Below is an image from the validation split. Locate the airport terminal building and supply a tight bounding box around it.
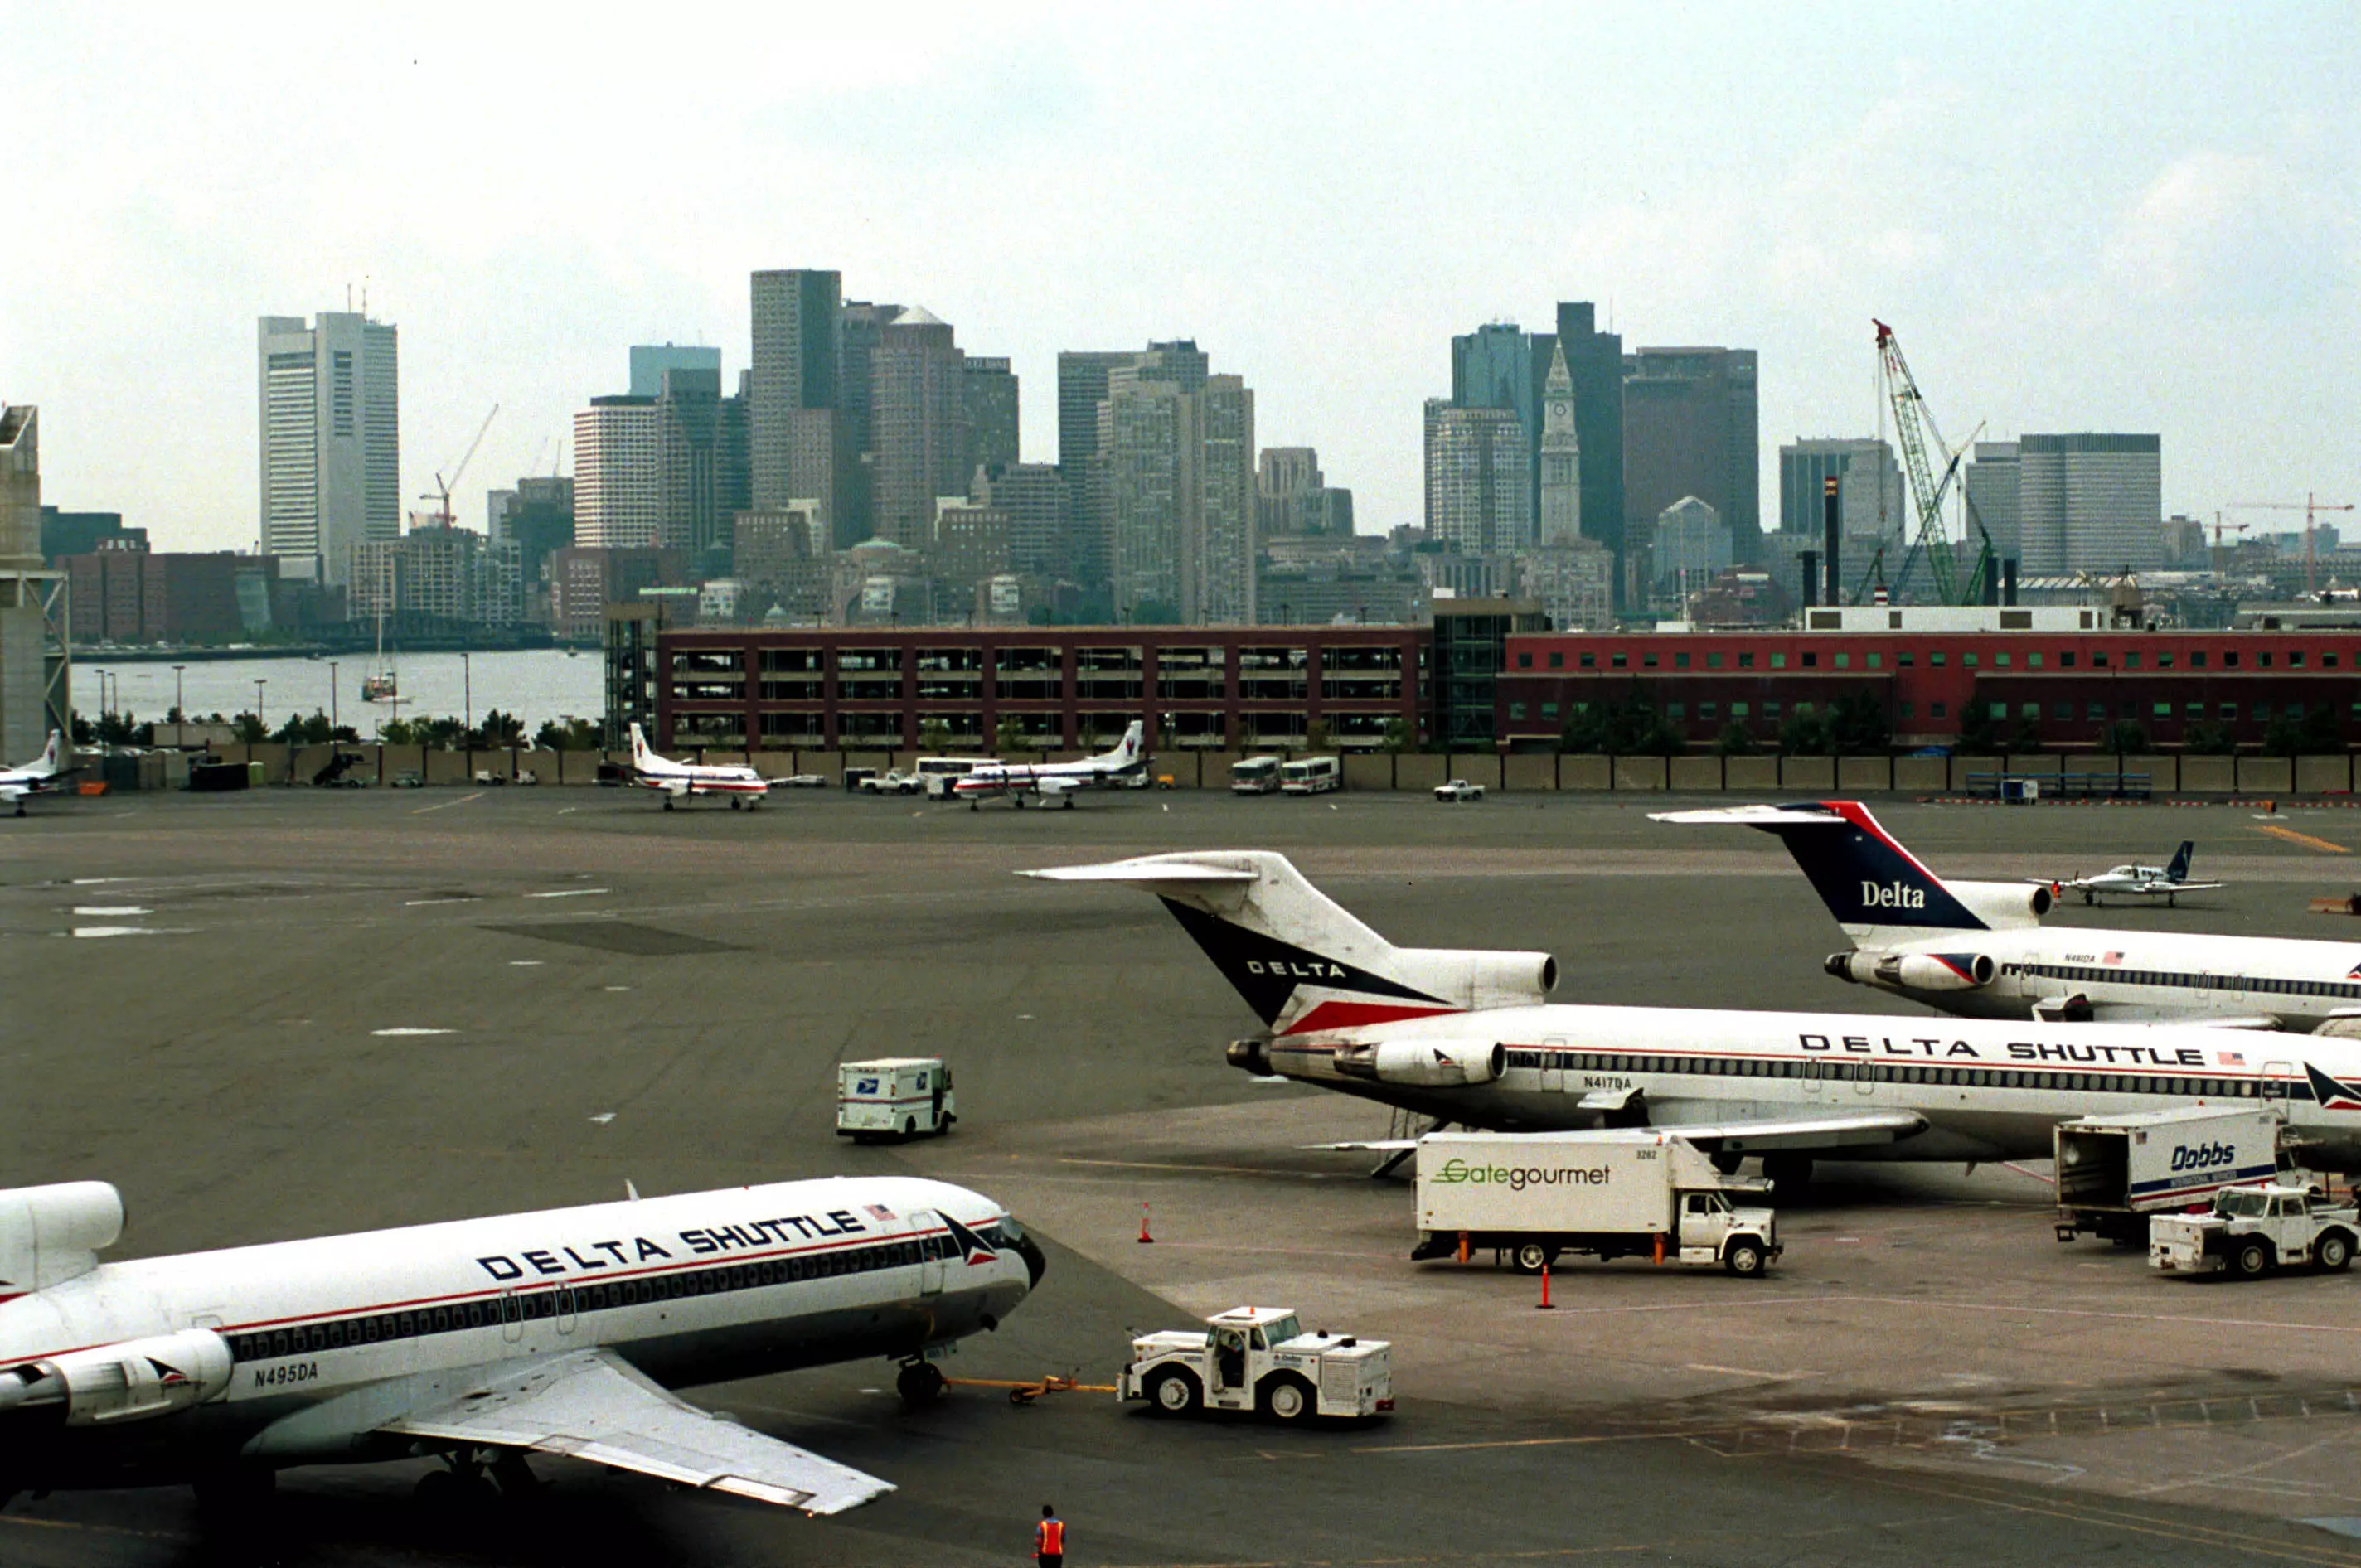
[652,604,2361,754]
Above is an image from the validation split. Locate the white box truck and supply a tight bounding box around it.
[1410,1130,1780,1276]
[835,1057,956,1141]
[2053,1106,2292,1244]
[1229,755,1283,794]
[1278,756,1340,795]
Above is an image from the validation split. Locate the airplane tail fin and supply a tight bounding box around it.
[1652,801,2047,936]
[627,723,651,767]
[38,731,60,774]
[1099,720,1145,770]
[2166,840,2194,883]
[1021,850,1554,1034]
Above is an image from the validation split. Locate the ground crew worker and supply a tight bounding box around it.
[1035,1503,1065,1566]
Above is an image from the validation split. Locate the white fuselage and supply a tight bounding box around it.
[634,755,768,798]
[1847,923,2361,1027]
[0,1176,1033,1490]
[1263,1002,2361,1167]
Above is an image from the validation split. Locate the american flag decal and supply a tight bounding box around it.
[865,1203,896,1222]
[2102,951,2123,965]
[2218,1050,2246,1067]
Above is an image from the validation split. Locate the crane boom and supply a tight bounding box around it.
[1874,321,1991,605]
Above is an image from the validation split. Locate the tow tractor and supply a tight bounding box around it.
[2150,1182,2359,1280]
[1118,1306,1393,1423]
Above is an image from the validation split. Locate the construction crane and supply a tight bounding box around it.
[1873,320,1995,606]
[419,404,500,530]
[2227,494,2354,596]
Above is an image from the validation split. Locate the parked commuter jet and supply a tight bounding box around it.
[1022,849,2361,1186]
[0,1174,1043,1515]
[952,721,1146,809]
[1656,801,2360,1030]
[0,731,73,816]
[627,723,770,810]
[2029,840,2223,906]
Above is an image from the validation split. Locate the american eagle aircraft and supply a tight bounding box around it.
[1021,849,2361,1186]
[2029,840,2223,907]
[0,731,74,817]
[952,721,1146,809]
[0,1174,1043,1515]
[1656,801,2360,1031]
[627,722,771,810]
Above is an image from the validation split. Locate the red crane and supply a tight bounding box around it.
[2228,494,2355,595]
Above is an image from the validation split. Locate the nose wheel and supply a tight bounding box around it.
[897,1359,948,1411]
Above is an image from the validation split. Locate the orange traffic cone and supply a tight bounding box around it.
[1535,1263,1555,1310]
[1137,1203,1154,1244]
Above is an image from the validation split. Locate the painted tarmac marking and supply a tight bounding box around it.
[403,897,478,907]
[509,959,544,966]
[2257,824,2349,854]
[526,888,608,898]
[589,1112,615,1124]
[67,926,186,939]
[410,791,485,815]
[371,1027,454,1037]
[72,906,150,916]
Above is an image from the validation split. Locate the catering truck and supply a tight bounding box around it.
[2150,1183,2359,1279]
[1119,1306,1393,1423]
[1409,1130,1780,1276]
[2053,1106,2292,1244]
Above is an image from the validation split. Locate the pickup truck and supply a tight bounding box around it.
[1433,779,1486,802]
[856,769,925,796]
[2150,1182,2359,1279]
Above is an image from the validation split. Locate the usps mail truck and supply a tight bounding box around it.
[835,1057,957,1141]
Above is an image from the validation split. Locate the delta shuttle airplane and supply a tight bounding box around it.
[1,732,73,817]
[0,1174,1043,1514]
[1023,850,2361,1183]
[1657,801,2361,1031]
[953,722,1146,809]
[627,723,770,810]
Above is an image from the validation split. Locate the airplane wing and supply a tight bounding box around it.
[2156,881,2224,893]
[1311,1109,1929,1155]
[381,1348,892,1515]
[1650,805,1845,827]
[1018,858,1258,886]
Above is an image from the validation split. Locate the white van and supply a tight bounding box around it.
[916,755,996,798]
[1277,755,1340,795]
[1229,755,1283,794]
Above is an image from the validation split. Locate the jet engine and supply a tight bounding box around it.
[1949,880,2052,927]
[1334,1038,1506,1086]
[0,1181,124,1294]
[1393,949,1558,1013]
[0,1328,233,1425]
[1827,951,1997,992]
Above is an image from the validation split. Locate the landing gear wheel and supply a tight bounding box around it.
[1014,795,1025,809]
[1062,796,1074,809]
[1145,1367,1201,1417]
[1724,1238,1767,1277]
[2230,1237,2274,1280]
[897,1361,948,1411]
[1511,1241,1554,1274]
[2321,1232,2354,1272]
[1259,1376,1313,1425]
[730,797,742,810]
[662,796,673,811]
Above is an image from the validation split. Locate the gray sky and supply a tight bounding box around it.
[3,4,2354,552]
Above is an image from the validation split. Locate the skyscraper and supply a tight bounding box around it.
[962,357,1020,472]
[1099,356,1254,624]
[749,269,841,518]
[256,311,399,587]
[1060,344,1210,602]
[654,367,741,561]
[2018,433,2162,573]
[1552,302,1625,589]
[1423,401,1530,554]
[629,343,721,399]
[974,462,1071,580]
[1621,346,1757,559]
[1537,343,1582,544]
[573,396,662,548]
[1963,441,2020,565]
[868,307,971,549]
[1777,438,1904,545]
[1189,375,1256,626]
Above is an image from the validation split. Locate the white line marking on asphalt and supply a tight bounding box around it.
[410,791,485,815]
[69,927,186,938]
[73,906,150,916]
[589,1112,615,1124]
[403,897,478,907]
[603,985,631,992]
[509,959,544,966]
[526,888,608,898]
[70,878,128,885]
[371,1027,454,1037]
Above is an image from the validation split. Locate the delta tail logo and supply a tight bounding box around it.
[2305,1062,2361,1112]
[939,1212,1001,1268]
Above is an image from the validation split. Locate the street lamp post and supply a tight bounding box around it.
[172,664,185,724]
[328,662,339,735]
[462,651,472,741]
[255,679,266,739]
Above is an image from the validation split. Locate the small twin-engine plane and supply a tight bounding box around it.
[2029,840,2222,907]
[627,722,771,810]
[0,1174,1042,1515]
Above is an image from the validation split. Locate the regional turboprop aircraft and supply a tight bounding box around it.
[952,720,1147,809]
[1021,849,2361,1187]
[0,731,73,817]
[2029,840,2223,906]
[0,1174,1043,1515]
[1657,801,2357,1030]
[627,722,770,810]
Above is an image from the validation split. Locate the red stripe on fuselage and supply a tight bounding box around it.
[1280,1001,1462,1036]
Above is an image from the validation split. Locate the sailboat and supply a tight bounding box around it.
[362,556,399,703]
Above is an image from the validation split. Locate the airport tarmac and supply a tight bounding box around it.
[9,785,2361,1565]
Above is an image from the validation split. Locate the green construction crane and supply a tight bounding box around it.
[1874,321,1995,605]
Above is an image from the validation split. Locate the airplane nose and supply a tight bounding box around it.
[1013,1231,1046,1289]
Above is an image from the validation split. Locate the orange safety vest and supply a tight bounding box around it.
[1037,1517,1066,1556]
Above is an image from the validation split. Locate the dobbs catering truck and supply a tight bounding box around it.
[1410,1130,1780,1276]
[2053,1106,2292,1244]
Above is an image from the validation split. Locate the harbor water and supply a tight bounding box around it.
[77,649,605,736]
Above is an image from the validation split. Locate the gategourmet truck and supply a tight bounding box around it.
[1410,1130,1780,1276]
[2053,1106,2295,1244]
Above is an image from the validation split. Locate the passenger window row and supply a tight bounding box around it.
[2020,962,2361,1000]
[228,1233,953,1364]
[1501,1049,2273,1102]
